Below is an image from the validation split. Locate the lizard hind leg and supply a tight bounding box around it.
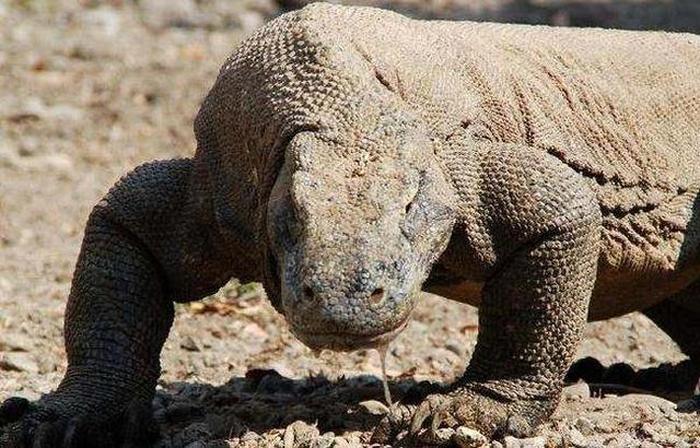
[645,282,700,367]
[567,282,700,410]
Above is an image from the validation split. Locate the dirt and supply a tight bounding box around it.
[0,1,698,447]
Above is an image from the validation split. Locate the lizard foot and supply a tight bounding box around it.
[567,357,700,393]
[371,388,540,446]
[0,396,159,448]
[676,395,700,414]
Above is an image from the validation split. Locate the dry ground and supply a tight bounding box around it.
[1,1,699,447]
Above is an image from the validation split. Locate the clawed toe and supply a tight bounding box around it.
[33,420,64,447]
[119,400,159,447]
[370,403,415,444]
[371,387,545,446]
[0,398,159,448]
[409,394,468,445]
[410,394,448,436]
[372,393,469,446]
[676,395,700,413]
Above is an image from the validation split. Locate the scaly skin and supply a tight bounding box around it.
[2,4,700,446]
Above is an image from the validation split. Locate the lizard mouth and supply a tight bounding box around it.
[292,317,411,352]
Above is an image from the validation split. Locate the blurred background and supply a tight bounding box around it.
[1,1,699,447]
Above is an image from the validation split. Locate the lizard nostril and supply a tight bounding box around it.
[369,288,386,305]
[303,285,315,301]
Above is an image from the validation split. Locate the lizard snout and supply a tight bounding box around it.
[284,256,418,351]
[300,282,389,308]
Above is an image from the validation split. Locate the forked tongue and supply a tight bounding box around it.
[377,342,393,406]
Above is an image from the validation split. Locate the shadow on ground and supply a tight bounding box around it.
[153,359,696,447]
[153,370,445,446]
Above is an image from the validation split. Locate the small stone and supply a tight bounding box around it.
[310,434,334,448]
[331,437,352,448]
[284,420,319,448]
[543,432,564,447]
[574,417,595,435]
[641,422,680,445]
[434,427,456,443]
[453,426,488,447]
[504,437,520,448]
[606,433,638,448]
[639,442,662,448]
[358,400,389,415]
[563,428,588,448]
[491,442,504,448]
[240,431,259,441]
[563,382,590,400]
[505,415,531,438]
[621,394,675,410]
[504,436,546,448]
[0,352,40,373]
[342,432,363,447]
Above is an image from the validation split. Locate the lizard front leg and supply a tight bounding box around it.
[0,159,250,447]
[374,143,601,444]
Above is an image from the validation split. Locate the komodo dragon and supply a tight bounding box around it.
[2,3,700,447]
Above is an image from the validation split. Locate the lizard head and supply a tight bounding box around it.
[266,122,455,351]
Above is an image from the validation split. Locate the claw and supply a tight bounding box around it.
[503,414,533,438]
[410,401,432,435]
[0,398,159,448]
[431,411,443,434]
[676,395,700,413]
[32,421,63,448]
[370,403,414,444]
[61,418,80,448]
[370,416,393,444]
[410,395,449,436]
[120,400,158,447]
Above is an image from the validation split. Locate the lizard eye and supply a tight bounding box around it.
[270,198,301,252]
[282,211,301,247]
[401,194,423,239]
[402,169,427,218]
[403,182,421,216]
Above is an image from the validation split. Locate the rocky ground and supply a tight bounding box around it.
[0,0,698,447]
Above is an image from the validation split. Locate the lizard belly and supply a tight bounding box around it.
[588,258,700,320]
[423,279,483,308]
[424,254,700,321]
